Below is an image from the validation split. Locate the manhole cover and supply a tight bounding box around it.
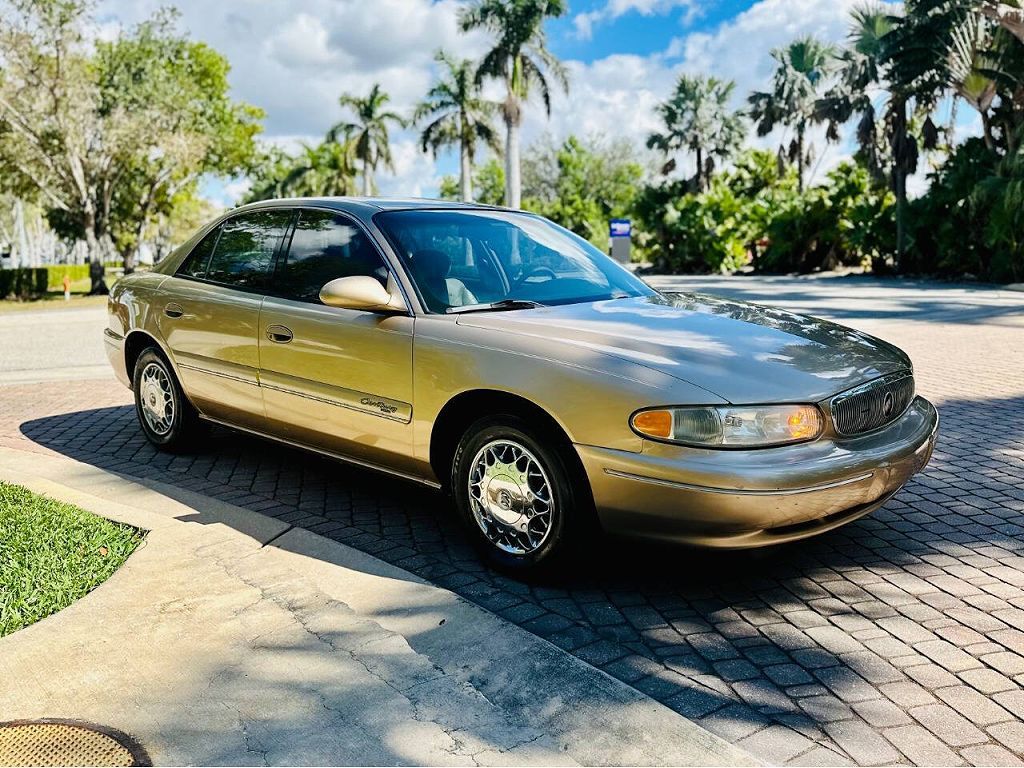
[0,720,149,767]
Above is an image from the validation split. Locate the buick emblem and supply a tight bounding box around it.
[883,391,896,416]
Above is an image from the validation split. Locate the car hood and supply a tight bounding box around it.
[455,293,912,404]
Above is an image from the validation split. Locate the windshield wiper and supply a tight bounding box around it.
[446,299,545,314]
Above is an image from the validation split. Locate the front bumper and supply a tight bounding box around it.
[578,396,938,548]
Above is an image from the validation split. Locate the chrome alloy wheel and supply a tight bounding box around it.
[468,439,555,555]
[139,361,174,436]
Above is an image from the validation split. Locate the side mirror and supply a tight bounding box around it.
[319,275,406,313]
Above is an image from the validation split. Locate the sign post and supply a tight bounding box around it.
[609,218,631,264]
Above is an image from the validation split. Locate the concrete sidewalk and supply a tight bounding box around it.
[0,446,754,766]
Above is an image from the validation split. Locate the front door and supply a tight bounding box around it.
[258,209,416,475]
[158,208,291,430]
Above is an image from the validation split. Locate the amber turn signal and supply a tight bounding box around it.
[632,409,673,439]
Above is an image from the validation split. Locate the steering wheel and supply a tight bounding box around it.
[512,265,557,288]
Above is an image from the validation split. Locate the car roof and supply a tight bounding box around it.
[230,196,511,220]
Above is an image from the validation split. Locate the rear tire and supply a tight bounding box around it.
[452,415,590,576]
[132,347,206,451]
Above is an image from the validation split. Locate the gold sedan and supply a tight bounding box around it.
[105,198,938,574]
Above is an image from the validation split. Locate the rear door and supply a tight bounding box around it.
[158,208,291,430]
[258,208,416,474]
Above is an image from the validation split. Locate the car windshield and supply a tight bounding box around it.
[373,209,655,313]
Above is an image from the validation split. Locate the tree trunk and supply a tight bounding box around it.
[892,100,909,269]
[981,111,996,151]
[505,115,521,209]
[362,163,373,196]
[460,141,473,202]
[695,147,704,193]
[797,127,805,194]
[83,213,111,295]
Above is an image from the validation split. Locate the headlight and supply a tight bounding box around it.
[631,404,823,448]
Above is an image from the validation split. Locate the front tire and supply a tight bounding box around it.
[132,347,205,451]
[452,415,589,575]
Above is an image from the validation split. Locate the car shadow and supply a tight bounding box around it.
[17,390,1024,764]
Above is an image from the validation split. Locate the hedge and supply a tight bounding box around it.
[43,264,92,290]
[0,268,49,299]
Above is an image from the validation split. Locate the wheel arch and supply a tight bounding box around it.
[429,389,589,497]
[124,330,169,379]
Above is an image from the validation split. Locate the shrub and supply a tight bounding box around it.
[636,152,893,275]
[43,264,92,289]
[760,163,894,273]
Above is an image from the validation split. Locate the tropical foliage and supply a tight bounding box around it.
[3,0,1024,288]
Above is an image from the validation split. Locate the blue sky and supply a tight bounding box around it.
[94,0,943,204]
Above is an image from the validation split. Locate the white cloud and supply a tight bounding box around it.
[527,0,894,185]
[574,0,701,40]
[98,0,981,205]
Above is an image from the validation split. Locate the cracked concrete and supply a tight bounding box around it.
[0,448,752,766]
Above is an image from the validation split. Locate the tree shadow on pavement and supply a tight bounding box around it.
[649,273,1024,327]
[17,390,1024,766]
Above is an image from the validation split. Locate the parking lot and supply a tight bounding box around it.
[2,274,1024,766]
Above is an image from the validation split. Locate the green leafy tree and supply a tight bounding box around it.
[440,157,506,205]
[647,75,746,192]
[328,83,406,196]
[520,135,643,250]
[749,36,839,192]
[459,0,568,209]
[0,0,262,281]
[415,51,501,202]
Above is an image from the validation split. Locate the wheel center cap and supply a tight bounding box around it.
[484,475,526,526]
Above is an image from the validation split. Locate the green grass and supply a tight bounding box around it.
[0,292,109,313]
[0,482,145,637]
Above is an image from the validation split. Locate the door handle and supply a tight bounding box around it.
[164,303,185,319]
[266,324,293,343]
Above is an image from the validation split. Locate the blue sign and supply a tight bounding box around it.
[609,219,631,238]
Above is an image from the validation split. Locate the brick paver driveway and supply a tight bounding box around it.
[3,275,1024,766]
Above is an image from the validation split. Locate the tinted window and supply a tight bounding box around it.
[274,210,388,302]
[205,209,291,289]
[177,226,220,279]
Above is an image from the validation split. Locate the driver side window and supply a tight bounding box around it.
[273,210,388,303]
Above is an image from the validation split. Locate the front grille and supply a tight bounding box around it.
[830,371,915,436]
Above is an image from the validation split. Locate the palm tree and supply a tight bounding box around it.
[817,4,893,180]
[245,141,358,201]
[981,1,1024,43]
[460,0,569,209]
[749,36,838,192]
[879,0,970,263]
[327,83,406,196]
[647,74,746,193]
[415,51,501,202]
[284,141,359,197]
